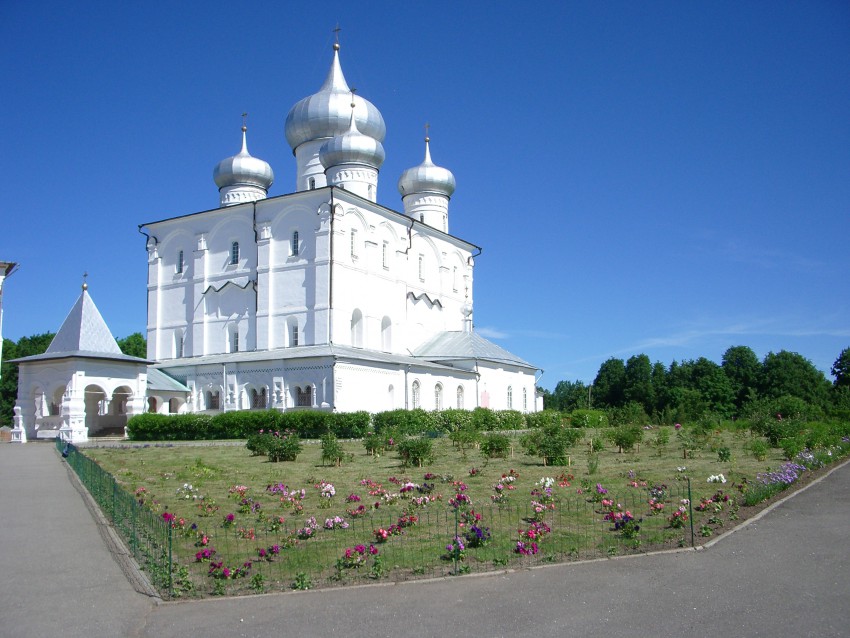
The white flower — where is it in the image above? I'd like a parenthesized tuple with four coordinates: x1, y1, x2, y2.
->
(677, 467, 687, 472)
(707, 474, 727, 484)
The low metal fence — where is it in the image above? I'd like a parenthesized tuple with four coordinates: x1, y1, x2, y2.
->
(56, 440, 173, 593)
(57, 440, 702, 598)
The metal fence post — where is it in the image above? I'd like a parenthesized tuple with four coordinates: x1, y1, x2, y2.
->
(687, 477, 695, 547)
(167, 522, 173, 595)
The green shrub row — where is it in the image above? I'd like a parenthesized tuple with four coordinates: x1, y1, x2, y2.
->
(127, 410, 371, 441)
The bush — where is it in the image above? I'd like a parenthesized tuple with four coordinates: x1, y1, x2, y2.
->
(609, 425, 643, 452)
(449, 426, 481, 457)
(363, 430, 394, 455)
(433, 409, 473, 432)
(609, 402, 649, 427)
(494, 410, 525, 431)
(521, 423, 583, 466)
(321, 433, 345, 466)
(470, 407, 499, 431)
(127, 413, 214, 440)
(330, 412, 371, 439)
(396, 437, 434, 467)
(373, 409, 438, 436)
(480, 433, 512, 459)
(748, 439, 769, 461)
(525, 410, 563, 429)
(569, 409, 609, 428)
(266, 431, 302, 462)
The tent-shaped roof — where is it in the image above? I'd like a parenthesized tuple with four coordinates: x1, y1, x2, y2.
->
(11, 287, 149, 364)
(412, 331, 537, 370)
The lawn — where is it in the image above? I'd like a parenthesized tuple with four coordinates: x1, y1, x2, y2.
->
(81, 424, 818, 597)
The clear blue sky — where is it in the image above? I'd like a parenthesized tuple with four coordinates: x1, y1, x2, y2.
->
(2, 1, 848, 389)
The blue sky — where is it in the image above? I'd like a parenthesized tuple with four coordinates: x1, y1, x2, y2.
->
(2, 1, 848, 389)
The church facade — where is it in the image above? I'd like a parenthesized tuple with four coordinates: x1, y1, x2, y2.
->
(141, 42, 540, 417)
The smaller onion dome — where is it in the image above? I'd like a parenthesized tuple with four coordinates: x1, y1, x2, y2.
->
(213, 126, 274, 191)
(319, 100, 386, 170)
(398, 136, 456, 198)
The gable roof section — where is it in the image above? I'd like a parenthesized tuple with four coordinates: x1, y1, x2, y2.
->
(413, 331, 538, 370)
(11, 289, 149, 364)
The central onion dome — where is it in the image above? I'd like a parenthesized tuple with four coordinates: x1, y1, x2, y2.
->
(398, 136, 456, 198)
(319, 100, 386, 170)
(213, 125, 274, 206)
(285, 43, 386, 153)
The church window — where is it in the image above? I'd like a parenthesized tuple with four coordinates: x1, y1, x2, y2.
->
(230, 328, 239, 353)
(456, 385, 464, 409)
(176, 250, 184, 274)
(418, 254, 424, 281)
(308, 177, 316, 190)
(381, 316, 392, 351)
(350, 229, 358, 260)
(435, 383, 443, 411)
(507, 386, 513, 410)
(168, 398, 180, 414)
(419, 214, 424, 222)
(291, 323, 299, 347)
(412, 380, 421, 409)
(382, 241, 389, 269)
(296, 385, 312, 407)
(452, 266, 458, 292)
(230, 241, 240, 265)
(368, 184, 374, 199)
(175, 333, 183, 358)
(351, 309, 363, 347)
(291, 231, 299, 256)
(523, 387, 528, 411)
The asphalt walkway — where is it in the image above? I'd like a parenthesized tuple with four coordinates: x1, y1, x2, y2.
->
(2, 442, 848, 637)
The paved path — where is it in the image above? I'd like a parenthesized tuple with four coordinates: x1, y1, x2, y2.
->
(2, 443, 848, 637)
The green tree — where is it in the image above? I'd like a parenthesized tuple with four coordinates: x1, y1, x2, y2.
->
(722, 345, 760, 412)
(593, 358, 626, 408)
(831, 347, 850, 388)
(0, 332, 55, 426)
(623, 354, 654, 415)
(117, 332, 147, 359)
(690, 357, 735, 418)
(760, 350, 831, 410)
(548, 379, 590, 411)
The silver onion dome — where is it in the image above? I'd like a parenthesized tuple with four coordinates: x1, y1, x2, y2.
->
(213, 126, 274, 190)
(398, 137, 456, 198)
(285, 43, 386, 152)
(319, 102, 386, 169)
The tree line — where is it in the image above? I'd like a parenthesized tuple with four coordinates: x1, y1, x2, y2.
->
(0, 332, 146, 426)
(541, 346, 850, 423)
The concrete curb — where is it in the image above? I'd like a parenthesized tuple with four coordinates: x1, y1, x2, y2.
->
(58, 447, 163, 603)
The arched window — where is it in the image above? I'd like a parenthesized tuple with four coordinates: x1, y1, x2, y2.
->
(169, 398, 180, 414)
(291, 231, 299, 256)
(456, 385, 464, 409)
(350, 229, 358, 260)
(411, 380, 421, 409)
(435, 383, 443, 411)
(507, 386, 513, 410)
(291, 323, 299, 347)
(176, 250, 184, 274)
(228, 326, 239, 353)
(523, 387, 528, 412)
(207, 391, 220, 410)
(251, 388, 267, 409)
(308, 177, 316, 190)
(230, 241, 240, 265)
(175, 332, 184, 358)
(296, 385, 312, 407)
(351, 309, 363, 347)
(418, 254, 424, 280)
(382, 241, 389, 269)
(381, 316, 392, 352)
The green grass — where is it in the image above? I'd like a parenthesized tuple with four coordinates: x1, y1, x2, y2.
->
(82, 425, 794, 596)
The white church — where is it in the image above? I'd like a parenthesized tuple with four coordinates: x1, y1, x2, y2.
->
(12, 42, 540, 442)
